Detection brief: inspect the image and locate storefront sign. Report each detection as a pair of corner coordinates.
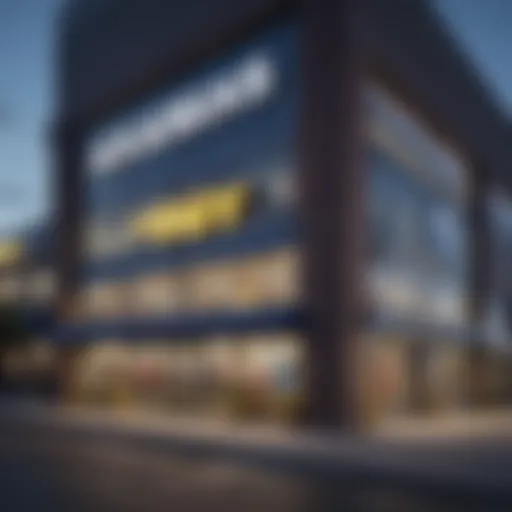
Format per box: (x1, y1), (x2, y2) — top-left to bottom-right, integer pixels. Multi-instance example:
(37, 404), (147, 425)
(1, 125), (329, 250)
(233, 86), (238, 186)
(88, 55), (278, 175)
(78, 23), (301, 336)
(129, 182), (251, 244)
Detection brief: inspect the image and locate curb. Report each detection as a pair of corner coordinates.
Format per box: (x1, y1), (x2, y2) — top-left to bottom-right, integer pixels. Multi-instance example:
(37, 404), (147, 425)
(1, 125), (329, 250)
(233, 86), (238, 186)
(2, 402), (512, 507)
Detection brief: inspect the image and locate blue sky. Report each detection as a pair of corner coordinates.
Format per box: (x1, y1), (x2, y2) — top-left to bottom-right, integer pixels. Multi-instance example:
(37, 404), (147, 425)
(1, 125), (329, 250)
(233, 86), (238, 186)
(0, 0), (509, 235)
(0, 0), (61, 236)
(434, 0), (512, 111)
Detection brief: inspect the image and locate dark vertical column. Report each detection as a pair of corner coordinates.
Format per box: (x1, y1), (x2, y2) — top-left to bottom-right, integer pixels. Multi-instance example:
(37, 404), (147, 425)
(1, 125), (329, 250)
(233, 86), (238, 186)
(53, 120), (85, 401)
(299, 0), (364, 428)
(467, 165), (491, 406)
(54, 121), (84, 321)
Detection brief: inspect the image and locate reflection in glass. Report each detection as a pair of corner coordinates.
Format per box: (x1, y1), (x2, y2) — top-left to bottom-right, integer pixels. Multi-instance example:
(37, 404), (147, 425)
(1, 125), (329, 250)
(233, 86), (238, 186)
(365, 83), (468, 333)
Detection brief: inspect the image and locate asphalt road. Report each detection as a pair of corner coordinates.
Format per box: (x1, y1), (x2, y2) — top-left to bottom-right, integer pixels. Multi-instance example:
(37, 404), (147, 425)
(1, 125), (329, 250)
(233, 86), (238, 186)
(0, 420), (509, 512)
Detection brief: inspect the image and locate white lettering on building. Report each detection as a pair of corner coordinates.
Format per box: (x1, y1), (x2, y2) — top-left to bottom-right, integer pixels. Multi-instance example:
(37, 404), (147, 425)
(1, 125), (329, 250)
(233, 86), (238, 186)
(88, 55), (278, 175)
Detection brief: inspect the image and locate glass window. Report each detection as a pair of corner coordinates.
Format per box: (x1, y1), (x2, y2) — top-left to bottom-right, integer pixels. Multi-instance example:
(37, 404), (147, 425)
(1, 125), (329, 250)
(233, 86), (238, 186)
(85, 219), (135, 259)
(486, 191), (512, 345)
(130, 274), (183, 316)
(182, 262), (238, 312)
(236, 248), (300, 307)
(25, 270), (54, 304)
(84, 282), (128, 319)
(182, 248), (300, 312)
(0, 274), (22, 304)
(365, 83), (468, 332)
(74, 332), (304, 422)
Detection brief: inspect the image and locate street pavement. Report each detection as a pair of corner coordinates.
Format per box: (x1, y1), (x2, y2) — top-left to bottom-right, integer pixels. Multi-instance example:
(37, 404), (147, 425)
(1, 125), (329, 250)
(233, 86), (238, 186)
(1, 404), (512, 511)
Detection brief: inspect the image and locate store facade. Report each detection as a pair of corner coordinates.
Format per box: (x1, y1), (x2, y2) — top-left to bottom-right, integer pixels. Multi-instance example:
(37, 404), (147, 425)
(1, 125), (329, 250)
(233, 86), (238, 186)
(0, 224), (57, 395)
(55, 0), (512, 428)
(58, 21), (305, 422)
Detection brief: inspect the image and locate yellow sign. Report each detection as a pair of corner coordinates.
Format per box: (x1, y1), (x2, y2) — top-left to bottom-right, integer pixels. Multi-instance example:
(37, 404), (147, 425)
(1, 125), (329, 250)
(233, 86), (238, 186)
(130, 182), (251, 244)
(0, 241), (22, 266)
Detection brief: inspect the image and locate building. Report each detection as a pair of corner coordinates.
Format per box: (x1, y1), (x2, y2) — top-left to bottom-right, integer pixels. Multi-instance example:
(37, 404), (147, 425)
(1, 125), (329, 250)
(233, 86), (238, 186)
(0, 222), (56, 395)
(53, 0), (512, 428)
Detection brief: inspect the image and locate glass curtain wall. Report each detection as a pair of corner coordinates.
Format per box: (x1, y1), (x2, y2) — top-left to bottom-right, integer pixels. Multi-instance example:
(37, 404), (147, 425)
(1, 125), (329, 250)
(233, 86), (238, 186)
(362, 83), (469, 422)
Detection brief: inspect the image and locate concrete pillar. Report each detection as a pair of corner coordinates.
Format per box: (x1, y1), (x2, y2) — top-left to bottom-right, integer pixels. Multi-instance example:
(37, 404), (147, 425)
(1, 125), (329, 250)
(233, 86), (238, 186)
(467, 165), (491, 407)
(53, 120), (85, 322)
(299, 0), (365, 428)
(53, 120), (85, 401)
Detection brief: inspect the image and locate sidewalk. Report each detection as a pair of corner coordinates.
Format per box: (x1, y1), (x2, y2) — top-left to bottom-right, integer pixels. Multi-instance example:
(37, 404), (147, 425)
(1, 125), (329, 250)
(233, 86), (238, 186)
(378, 409), (512, 441)
(2, 398), (512, 502)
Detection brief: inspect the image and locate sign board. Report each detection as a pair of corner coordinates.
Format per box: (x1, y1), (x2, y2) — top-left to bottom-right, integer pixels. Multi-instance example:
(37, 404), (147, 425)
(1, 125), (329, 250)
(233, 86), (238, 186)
(83, 22), (299, 264)
(129, 182), (251, 245)
(86, 31), (294, 177)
